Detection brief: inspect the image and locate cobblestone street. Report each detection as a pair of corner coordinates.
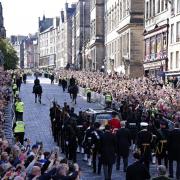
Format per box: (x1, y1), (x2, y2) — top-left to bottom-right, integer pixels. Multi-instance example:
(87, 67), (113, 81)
(20, 76), (158, 180)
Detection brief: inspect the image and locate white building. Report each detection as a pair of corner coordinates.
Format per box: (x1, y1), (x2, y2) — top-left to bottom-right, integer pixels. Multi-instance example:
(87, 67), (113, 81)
(105, 0), (144, 77)
(38, 16), (59, 68)
(167, 0), (180, 76)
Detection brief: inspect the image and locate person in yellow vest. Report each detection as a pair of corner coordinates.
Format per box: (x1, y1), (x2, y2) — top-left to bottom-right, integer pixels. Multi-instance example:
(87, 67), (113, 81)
(12, 83), (17, 95)
(15, 98), (24, 121)
(86, 87), (91, 103)
(14, 90), (19, 102)
(105, 92), (113, 108)
(13, 120), (25, 145)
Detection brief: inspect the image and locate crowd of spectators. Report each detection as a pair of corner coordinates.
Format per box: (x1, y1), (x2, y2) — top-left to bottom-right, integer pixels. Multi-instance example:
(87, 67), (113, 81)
(55, 70), (180, 122)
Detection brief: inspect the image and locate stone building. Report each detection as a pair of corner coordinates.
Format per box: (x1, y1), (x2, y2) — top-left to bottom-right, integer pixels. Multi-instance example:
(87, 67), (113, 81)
(166, 0), (180, 77)
(73, 0), (90, 70)
(0, 2), (6, 38)
(56, 3), (76, 68)
(144, 0), (170, 77)
(105, 0), (144, 77)
(89, 0), (105, 71)
(23, 34), (38, 68)
(10, 35), (27, 68)
(38, 16), (59, 68)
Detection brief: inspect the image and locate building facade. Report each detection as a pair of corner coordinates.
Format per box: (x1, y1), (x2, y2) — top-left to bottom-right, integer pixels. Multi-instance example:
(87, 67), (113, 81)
(73, 0), (90, 70)
(167, 0), (180, 76)
(0, 2), (6, 38)
(10, 35), (27, 68)
(105, 0), (144, 77)
(23, 34), (38, 68)
(38, 16), (59, 68)
(144, 0), (170, 77)
(89, 0), (105, 71)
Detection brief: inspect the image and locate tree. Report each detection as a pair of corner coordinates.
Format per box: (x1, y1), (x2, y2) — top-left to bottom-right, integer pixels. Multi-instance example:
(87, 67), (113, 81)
(0, 38), (18, 70)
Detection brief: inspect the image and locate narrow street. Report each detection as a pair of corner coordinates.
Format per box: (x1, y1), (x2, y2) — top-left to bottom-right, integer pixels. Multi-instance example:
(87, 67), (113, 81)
(19, 76), (157, 180)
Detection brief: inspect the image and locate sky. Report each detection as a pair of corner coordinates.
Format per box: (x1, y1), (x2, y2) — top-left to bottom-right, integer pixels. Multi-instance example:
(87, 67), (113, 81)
(1, 0), (77, 37)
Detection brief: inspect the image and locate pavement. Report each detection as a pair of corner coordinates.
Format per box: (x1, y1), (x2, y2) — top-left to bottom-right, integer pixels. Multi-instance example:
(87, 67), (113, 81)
(19, 76), (173, 180)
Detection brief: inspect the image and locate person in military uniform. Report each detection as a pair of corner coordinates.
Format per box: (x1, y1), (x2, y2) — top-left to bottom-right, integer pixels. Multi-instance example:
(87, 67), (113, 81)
(82, 122), (94, 166)
(136, 122), (153, 171)
(155, 120), (169, 167)
(62, 77), (67, 92)
(91, 122), (103, 174)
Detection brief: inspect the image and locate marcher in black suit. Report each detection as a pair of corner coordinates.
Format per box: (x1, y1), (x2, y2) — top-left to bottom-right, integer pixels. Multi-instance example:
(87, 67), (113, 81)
(100, 125), (116, 180)
(116, 121), (131, 172)
(126, 152), (150, 180)
(70, 75), (76, 86)
(136, 122), (153, 171)
(168, 122), (180, 179)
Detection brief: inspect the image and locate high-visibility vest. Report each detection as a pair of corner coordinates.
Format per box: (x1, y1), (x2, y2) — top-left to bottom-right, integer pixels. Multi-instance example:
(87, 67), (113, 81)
(86, 88), (91, 94)
(15, 90), (19, 97)
(13, 84), (17, 90)
(105, 94), (112, 102)
(14, 121), (25, 133)
(15, 102), (24, 112)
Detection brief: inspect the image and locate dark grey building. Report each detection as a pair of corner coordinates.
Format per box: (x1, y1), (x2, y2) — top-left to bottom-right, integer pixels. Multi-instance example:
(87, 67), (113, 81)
(0, 2), (6, 38)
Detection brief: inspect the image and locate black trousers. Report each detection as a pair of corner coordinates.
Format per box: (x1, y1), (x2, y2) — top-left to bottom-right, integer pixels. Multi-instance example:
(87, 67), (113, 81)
(116, 155), (128, 171)
(103, 163), (113, 180)
(87, 92), (91, 102)
(169, 160), (180, 179)
(69, 145), (77, 163)
(35, 94), (41, 103)
(14, 132), (24, 144)
(15, 112), (23, 121)
(92, 150), (102, 174)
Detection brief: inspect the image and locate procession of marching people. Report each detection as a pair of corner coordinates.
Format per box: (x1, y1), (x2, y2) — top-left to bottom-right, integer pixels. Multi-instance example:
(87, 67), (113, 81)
(0, 68), (180, 180)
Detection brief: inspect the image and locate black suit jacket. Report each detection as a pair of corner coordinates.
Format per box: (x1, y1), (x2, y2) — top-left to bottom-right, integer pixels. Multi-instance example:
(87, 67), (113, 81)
(100, 130), (116, 165)
(116, 128), (131, 157)
(126, 161), (150, 180)
(168, 128), (180, 161)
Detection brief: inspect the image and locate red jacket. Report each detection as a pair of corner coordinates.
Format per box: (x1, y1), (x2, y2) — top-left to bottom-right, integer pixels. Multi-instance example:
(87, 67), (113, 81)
(108, 118), (121, 130)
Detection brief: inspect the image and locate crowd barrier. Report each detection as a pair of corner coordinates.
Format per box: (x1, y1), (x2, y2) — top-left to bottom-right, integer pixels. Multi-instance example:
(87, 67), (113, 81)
(79, 86), (122, 110)
(79, 87), (106, 106)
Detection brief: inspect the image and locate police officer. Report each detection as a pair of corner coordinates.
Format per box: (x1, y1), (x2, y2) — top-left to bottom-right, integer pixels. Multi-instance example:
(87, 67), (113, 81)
(155, 120), (169, 167)
(105, 92), (113, 108)
(15, 98), (24, 121)
(91, 122), (103, 174)
(13, 120), (25, 145)
(136, 122), (153, 171)
(12, 82), (17, 95)
(86, 87), (91, 103)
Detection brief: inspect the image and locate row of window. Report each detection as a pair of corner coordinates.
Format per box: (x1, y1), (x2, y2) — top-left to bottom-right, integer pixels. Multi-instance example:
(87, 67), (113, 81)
(106, 31), (129, 67)
(105, 0), (129, 33)
(146, 0), (168, 20)
(40, 46), (56, 57)
(144, 32), (167, 62)
(170, 51), (180, 69)
(170, 21), (180, 43)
